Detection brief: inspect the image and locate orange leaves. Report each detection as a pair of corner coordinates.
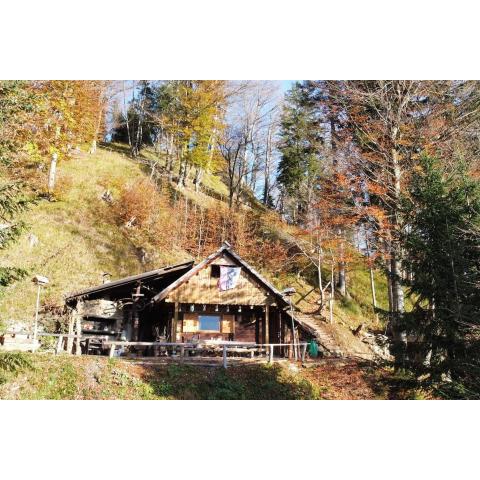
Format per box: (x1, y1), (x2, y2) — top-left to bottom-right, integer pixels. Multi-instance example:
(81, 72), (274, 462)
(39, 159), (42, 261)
(113, 178), (160, 228)
(366, 181), (387, 197)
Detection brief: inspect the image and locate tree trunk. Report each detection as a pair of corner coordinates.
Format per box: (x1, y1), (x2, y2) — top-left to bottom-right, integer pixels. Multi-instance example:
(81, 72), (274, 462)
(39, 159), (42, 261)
(390, 249), (407, 367)
(329, 263), (335, 323)
(89, 139), (97, 155)
(194, 167), (203, 192)
(365, 231), (378, 319)
(388, 144), (407, 368)
(47, 152), (58, 195)
(123, 81), (133, 154)
(263, 124), (273, 205)
(337, 258), (347, 296)
(318, 250), (325, 314)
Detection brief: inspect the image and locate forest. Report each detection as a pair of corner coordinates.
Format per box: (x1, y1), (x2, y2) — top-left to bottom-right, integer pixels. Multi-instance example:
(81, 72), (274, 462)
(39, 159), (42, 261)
(0, 80), (480, 399)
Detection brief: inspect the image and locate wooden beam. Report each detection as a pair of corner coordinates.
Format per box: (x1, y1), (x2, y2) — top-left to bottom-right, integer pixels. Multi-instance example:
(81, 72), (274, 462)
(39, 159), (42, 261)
(294, 286), (315, 306)
(132, 284), (141, 341)
(66, 314), (74, 354)
(75, 311), (82, 356)
(264, 303), (270, 344)
(301, 343), (308, 362)
(223, 344), (227, 368)
(172, 302), (179, 342)
(55, 335), (64, 355)
(279, 311), (284, 357)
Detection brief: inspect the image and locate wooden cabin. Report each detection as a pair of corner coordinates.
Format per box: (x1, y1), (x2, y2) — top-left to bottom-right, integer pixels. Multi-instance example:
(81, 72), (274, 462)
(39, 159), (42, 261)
(65, 243), (303, 356)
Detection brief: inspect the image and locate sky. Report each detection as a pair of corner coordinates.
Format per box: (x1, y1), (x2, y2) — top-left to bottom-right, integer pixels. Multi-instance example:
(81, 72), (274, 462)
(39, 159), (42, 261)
(281, 80), (295, 92)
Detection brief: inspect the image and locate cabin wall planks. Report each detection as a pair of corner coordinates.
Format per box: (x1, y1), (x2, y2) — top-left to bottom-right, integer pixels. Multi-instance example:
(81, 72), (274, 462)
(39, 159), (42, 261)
(165, 254), (273, 306)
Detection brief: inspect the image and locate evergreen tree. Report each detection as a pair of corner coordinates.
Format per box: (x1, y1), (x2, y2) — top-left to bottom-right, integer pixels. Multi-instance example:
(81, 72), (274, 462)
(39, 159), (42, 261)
(277, 82), (323, 223)
(403, 156), (480, 396)
(0, 81), (36, 303)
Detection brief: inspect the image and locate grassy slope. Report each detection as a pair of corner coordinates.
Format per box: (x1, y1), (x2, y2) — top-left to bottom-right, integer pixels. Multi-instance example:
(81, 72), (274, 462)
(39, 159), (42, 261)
(0, 353), (429, 400)
(0, 147), (191, 323)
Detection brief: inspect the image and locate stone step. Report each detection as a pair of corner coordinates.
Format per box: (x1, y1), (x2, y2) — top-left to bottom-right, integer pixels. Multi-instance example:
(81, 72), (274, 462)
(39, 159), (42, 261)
(287, 311), (345, 357)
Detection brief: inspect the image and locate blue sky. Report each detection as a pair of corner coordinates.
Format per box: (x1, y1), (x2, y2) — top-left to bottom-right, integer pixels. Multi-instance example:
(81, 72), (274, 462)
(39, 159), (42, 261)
(281, 80), (295, 92)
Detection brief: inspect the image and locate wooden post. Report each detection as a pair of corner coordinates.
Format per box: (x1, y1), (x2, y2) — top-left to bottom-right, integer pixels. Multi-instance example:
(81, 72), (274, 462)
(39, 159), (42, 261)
(172, 302), (179, 342)
(66, 314), (74, 354)
(55, 335), (63, 355)
(301, 343), (307, 362)
(180, 345), (185, 362)
(268, 344), (274, 363)
(132, 284), (141, 341)
(75, 312), (82, 356)
(223, 344), (227, 369)
(109, 344), (115, 358)
(85, 338), (90, 355)
(279, 311), (284, 357)
(264, 303), (270, 346)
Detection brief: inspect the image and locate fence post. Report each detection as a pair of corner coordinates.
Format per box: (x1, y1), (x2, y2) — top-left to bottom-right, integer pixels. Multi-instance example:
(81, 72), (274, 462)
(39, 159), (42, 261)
(109, 344), (115, 358)
(223, 345), (227, 369)
(180, 345), (185, 362)
(301, 343), (307, 362)
(55, 335), (63, 355)
(269, 345), (274, 363)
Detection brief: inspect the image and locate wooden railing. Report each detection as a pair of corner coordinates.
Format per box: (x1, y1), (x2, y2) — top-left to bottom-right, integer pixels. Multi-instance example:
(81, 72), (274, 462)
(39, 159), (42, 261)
(103, 340), (309, 367)
(3, 331), (309, 366)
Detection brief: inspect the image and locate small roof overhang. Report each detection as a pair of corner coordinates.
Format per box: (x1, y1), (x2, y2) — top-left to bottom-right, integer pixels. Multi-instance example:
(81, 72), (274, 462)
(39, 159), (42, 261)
(65, 260), (194, 305)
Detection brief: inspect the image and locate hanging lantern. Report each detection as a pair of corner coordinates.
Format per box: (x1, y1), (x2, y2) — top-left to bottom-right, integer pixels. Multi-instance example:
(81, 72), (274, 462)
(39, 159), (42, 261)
(190, 304), (195, 312)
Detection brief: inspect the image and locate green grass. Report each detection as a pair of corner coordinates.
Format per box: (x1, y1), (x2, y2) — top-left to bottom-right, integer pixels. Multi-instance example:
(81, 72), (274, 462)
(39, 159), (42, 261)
(0, 355), (324, 400)
(0, 354), (432, 400)
(0, 351), (34, 385)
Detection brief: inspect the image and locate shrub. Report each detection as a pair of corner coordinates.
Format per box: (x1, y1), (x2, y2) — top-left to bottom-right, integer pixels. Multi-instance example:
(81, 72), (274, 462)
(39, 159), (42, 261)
(0, 351), (34, 384)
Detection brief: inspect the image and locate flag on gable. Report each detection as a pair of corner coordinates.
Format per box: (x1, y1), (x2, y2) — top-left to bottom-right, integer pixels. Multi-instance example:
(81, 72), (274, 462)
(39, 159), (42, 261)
(218, 266), (241, 291)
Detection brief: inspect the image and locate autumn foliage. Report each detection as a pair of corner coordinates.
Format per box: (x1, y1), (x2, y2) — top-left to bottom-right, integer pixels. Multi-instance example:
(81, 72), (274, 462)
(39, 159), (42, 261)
(112, 178), (288, 273)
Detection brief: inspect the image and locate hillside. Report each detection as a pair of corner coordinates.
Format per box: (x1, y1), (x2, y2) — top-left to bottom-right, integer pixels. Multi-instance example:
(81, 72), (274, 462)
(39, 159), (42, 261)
(0, 145), (388, 357)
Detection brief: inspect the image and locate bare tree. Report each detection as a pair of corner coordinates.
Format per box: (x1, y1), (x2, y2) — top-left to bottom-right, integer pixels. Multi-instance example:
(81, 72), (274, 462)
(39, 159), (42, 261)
(219, 81), (281, 207)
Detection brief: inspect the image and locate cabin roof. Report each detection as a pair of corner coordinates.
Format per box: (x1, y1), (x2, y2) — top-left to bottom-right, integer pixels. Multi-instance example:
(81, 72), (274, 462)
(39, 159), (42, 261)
(65, 260), (194, 304)
(151, 243), (289, 307)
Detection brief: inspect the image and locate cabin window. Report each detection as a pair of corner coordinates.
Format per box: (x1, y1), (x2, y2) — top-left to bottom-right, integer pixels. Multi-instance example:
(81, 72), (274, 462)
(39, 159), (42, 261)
(211, 264), (221, 278)
(198, 315), (221, 331)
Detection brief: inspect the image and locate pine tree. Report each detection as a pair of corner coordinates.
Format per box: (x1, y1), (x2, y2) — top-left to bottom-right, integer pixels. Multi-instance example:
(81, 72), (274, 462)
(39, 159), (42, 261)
(277, 82), (323, 224)
(403, 156), (480, 395)
(0, 81), (36, 306)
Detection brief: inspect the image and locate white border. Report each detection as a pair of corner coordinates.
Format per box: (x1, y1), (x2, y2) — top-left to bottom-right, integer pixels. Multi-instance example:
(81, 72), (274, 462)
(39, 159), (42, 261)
(1, 0), (479, 79)
(1, 0), (478, 477)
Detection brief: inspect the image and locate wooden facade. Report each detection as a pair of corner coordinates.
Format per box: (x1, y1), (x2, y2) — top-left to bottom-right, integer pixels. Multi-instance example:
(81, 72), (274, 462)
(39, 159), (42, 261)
(166, 255), (274, 306)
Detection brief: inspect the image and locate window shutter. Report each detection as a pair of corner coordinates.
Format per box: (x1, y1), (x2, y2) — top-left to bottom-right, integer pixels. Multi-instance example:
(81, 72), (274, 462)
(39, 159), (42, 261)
(221, 314), (235, 334)
(183, 313), (199, 333)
